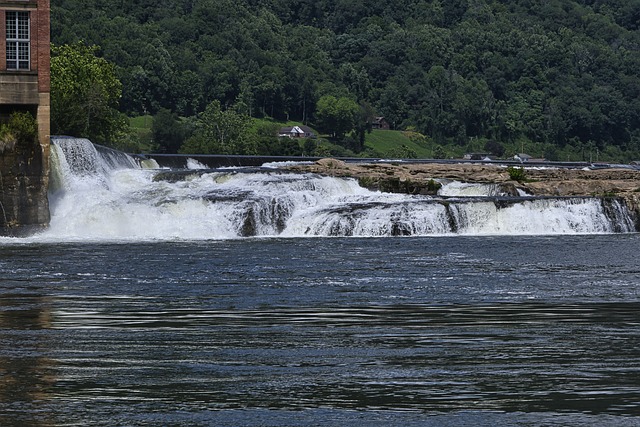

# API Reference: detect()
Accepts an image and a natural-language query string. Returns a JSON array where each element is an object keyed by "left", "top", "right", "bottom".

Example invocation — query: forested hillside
[{"left": 51, "top": 0, "right": 640, "bottom": 160}]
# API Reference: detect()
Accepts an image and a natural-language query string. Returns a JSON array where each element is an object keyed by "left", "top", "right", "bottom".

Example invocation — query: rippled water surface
[{"left": 1, "top": 235, "right": 640, "bottom": 426}]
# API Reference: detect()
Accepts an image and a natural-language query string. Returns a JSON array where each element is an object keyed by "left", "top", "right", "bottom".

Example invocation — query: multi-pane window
[{"left": 6, "top": 11, "right": 30, "bottom": 70}]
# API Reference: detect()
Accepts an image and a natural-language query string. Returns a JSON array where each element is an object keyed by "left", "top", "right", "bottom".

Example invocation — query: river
[
  {"left": 1, "top": 236, "right": 639, "bottom": 426},
  {"left": 0, "top": 139, "right": 638, "bottom": 426}
]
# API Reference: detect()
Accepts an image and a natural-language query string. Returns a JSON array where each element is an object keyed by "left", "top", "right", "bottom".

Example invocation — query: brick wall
[
  {"left": 36, "top": 0, "right": 49, "bottom": 93},
  {"left": 0, "top": 1, "right": 49, "bottom": 95},
  {"left": 29, "top": 7, "right": 38, "bottom": 72},
  {"left": 0, "top": 1, "right": 49, "bottom": 89}
]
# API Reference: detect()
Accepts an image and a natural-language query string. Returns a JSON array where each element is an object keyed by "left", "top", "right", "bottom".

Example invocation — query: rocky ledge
[{"left": 287, "top": 158, "right": 640, "bottom": 219}]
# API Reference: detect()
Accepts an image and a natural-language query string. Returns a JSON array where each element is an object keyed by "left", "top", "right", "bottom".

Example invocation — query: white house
[{"left": 278, "top": 125, "right": 316, "bottom": 139}]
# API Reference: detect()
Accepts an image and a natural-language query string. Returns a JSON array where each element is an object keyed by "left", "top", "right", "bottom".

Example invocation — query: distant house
[
  {"left": 370, "top": 116, "right": 390, "bottom": 130},
  {"left": 464, "top": 153, "right": 492, "bottom": 161},
  {"left": 278, "top": 125, "right": 316, "bottom": 139}
]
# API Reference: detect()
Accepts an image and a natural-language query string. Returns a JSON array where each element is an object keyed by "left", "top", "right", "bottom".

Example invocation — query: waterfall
[
  {"left": 42, "top": 139, "right": 637, "bottom": 241},
  {"left": 50, "top": 137, "right": 140, "bottom": 192}
]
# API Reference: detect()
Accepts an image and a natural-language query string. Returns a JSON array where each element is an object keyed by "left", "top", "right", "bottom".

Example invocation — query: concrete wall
[{"left": 0, "top": 73, "right": 40, "bottom": 104}]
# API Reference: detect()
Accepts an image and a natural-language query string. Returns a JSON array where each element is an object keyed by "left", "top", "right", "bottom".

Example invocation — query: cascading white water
[
  {"left": 450, "top": 198, "right": 621, "bottom": 234},
  {"left": 50, "top": 137, "right": 140, "bottom": 191},
  {"left": 40, "top": 138, "right": 636, "bottom": 241}
]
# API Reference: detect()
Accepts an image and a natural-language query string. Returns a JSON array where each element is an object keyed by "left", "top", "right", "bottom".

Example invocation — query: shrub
[
  {"left": 386, "top": 144, "right": 418, "bottom": 159},
  {"left": 507, "top": 166, "right": 526, "bottom": 182},
  {"left": 433, "top": 145, "right": 447, "bottom": 159},
  {"left": 9, "top": 111, "right": 38, "bottom": 143},
  {"left": 0, "top": 127, "right": 16, "bottom": 154},
  {"left": 0, "top": 111, "right": 38, "bottom": 153},
  {"left": 427, "top": 179, "right": 442, "bottom": 192}
]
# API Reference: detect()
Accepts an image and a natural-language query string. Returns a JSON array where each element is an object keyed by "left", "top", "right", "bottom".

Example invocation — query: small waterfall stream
[{"left": 42, "top": 137, "right": 636, "bottom": 241}]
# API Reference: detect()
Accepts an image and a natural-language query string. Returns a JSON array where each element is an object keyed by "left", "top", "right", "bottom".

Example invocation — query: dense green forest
[{"left": 51, "top": 0, "right": 640, "bottom": 160}]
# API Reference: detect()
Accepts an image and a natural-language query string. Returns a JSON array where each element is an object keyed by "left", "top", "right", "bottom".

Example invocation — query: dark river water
[{"left": 1, "top": 235, "right": 639, "bottom": 426}]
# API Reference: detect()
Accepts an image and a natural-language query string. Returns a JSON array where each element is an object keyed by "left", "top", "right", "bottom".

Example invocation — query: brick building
[
  {"left": 0, "top": 0, "right": 50, "bottom": 147},
  {"left": 0, "top": 0, "right": 50, "bottom": 235}
]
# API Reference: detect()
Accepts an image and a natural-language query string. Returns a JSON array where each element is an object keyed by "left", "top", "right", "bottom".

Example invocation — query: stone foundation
[{"left": 0, "top": 133, "right": 50, "bottom": 236}]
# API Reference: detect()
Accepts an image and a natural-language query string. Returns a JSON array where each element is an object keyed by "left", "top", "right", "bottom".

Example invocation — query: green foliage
[
  {"left": 125, "top": 115, "right": 155, "bottom": 153},
  {"left": 315, "top": 95, "right": 359, "bottom": 140},
  {"left": 5, "top": 112, "right": 38, "bottom": 143},
  {"left": 249, "top": 120, "right": 306, "bottom": 156},
  {"left": 129, "top": 115, "right": 153, "bottom": 130},
  {"left": 0, "top": 126, "right": 14, "bottom": 154},
  {"left": 598, "top": 191, "right": 618, "bottom": 198},
  {"left": 353, "top": 101, "right": 376, "bottom": 153},
  {"left": 152, "top": 109, "right": 187, "bottom": 154},
  {"left": 484, "top": 140, "right": 506, "bottom": 157},
  {"left": 267, "top": 138, "right": 304, "bottom": 157},
  {"left": 314, "top": 140, "right": 355, "bottom": 157},
  {"left": 51, "top": 0, "right": 640, "bottom": 159},
  {"left": 51, "top": 42, "right": 127, "bottom": 146},
  {"left": 403, "top": 130, "right": 429, "bottom": 147},
  {"left": 180, "top": 100, "right": 255, "bottom": 155},
  {"left": 427, "top": 179, "right": 442, "bottom": 193},
  {"left": 0, "top": 111, "right": 38, "bottom": 153},
  {"left": 365, "top": 130, "right": 431, "bottom": 158},
  {"left": 302, "top": 138, "right": 317, "bottom": 156},
  {"left": 507, "top": 166, "right": 527, "bottom": 182},
  {"left": 386, "top": 145, "right": 418, "bottom": 159},
  {"left": 128, "top": 115, "right": 153, "bottom": 146},
  {"left": 543, "top": 145, "right": 560, "bottom": 162},
  {"left": 433, "top": 145, "right": 448, "bottom": 159}
]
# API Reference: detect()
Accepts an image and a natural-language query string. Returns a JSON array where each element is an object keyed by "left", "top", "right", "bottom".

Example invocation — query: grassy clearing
[
  {"left": 365, "top": 130, "right": 431, "bottom": 157},
  {"left": 128, "top": 115, "right": 154, "bottom": 152},
  {"left": 249, "top": 118, "right": 321, "bottom": 134},
  {"left": 130, "top": 115, "right": 153, "bottom": 131}
]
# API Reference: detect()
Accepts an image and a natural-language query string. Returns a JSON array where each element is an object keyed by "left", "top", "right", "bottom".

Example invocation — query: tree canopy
[
  {"left": 180, "top": 100, "right": 255, "bottom": 155},
  {"left": 50, "top": 42, "right": 127, "bottom": 145},
  {"left": 51, "top": 0, "right": 640, "bottom": 159}
]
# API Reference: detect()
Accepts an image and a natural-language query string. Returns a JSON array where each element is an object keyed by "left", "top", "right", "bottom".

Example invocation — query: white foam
[{"left": 34, "top": 139, "right": 638, "bottom": 241}]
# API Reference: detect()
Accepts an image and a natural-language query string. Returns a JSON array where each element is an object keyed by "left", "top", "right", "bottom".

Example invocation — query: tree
[
  {"left": 50, "top": 0, "right": 640, "bottom": 161},
  {"left": 152, "top": 109, "right": 186, "bottom": 154},
  {"left": 315, "top": 95, "right": 359, "bottom": 141},
  {"left": 433, "top": 145, "right": 448, "bottom": 159},
  {"left": 424, "top": 65, "right": 456, "bottom": 143},
  {"left": 484, "top": 139, "right": 506, "bottom": 157},
  {"left": 354, "top": 101, "right": 376, "bottom": 153},
  {"left": 51, "top": 43, "right": 127, "bottom": 146},
  {"left": 180, "top": 100, "right": 255, "bottom": 155}
]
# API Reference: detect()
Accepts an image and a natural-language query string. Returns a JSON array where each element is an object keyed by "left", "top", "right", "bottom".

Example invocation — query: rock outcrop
[{"left": 288, "top": 159, "right": 640, "bottom": 226}]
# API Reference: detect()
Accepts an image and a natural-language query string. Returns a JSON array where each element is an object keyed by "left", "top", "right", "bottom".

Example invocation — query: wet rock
[
  {"left": 0, "top": 137, "right": 49, "bottom": 236},
  {"left": 285, "top": 159, "right": 640, "bottom": 231},
  {"left": 153, "top": 170, "right": 204, "bottom": 182},
  {"left": 240, "top": 206, "right": 257, "bottom": 237},
  {"left": 358, "top": 176, "right": 442, "bottom": 195},
  {"left": 289, "top": 159, "right": 640, "bottom": 199}
]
